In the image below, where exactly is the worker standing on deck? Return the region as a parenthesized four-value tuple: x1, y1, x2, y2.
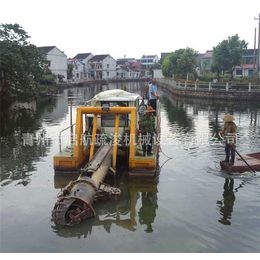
(148, 78, 159, 116)
(138, 106, 155, 156)
(219, 114, 237, 165)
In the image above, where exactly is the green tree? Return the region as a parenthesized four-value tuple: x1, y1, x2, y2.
(210, 61, 222, 79)
(213, 34, 248, 80)
(67, 64, 74, 80)
(162, 48, 198, 79)
(176, 48, 198, 79)
(0, 23, 47, 105)
(162, 55, 173, 77)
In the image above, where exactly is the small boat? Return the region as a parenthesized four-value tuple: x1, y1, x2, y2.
(220, 152, 260, 173)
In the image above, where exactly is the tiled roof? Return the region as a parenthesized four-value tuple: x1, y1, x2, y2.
(131, 62, 140, 67)
(38, 46, 67, 57)
(141, 55, 157, 58)
(196, 53, 205, 60)
(73, 53, 92, 59)
(235, 64, 256, 69)
(38, 46, 56, 54)
(203, 50, 213, 58)
(89, 55, 109, 62)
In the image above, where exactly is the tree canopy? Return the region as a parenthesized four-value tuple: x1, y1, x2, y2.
(0, 23, 47, 105)
(212, 34, 248, 79)
(162, 48, 198, 79)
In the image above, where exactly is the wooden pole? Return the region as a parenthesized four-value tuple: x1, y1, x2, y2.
(112, 114, 120, 170)
(70, 99, 73, 144)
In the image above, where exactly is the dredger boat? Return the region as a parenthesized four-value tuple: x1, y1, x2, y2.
(52, 88, 161, 226)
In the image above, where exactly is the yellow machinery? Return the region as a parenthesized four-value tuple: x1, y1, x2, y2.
(54, 106, 158, 176)
(52, 90, 160, 226)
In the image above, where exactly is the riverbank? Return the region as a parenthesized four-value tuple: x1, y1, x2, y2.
(157, 78, 260, 101)
(58, 78, 150, 89)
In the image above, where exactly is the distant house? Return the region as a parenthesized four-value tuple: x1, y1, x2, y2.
(200, 49, 259, 77)
(140, 55, 159, 77)
(67, 58, 85, 81)
(116, 58, 141, 79)
(130, 61, 141, 72)
(116, 58, 136, 67)
(116, 66, 140, 79)
(89, 54, 116, 79)
(201, 50, 213, 74)
(160, 52, 171, 63)
(73, 53, 94, 80)
(38, 46, 67, 81)
(234, 49, 259, 77)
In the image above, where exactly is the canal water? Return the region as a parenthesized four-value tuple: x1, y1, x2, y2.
(0, 82, 260, 253)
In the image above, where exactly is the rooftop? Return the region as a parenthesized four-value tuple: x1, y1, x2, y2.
(73, 53, 92, 59)
(89, 54, 109, 62)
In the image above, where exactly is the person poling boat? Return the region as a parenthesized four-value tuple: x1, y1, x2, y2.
(219, 114, 237, 166)
(219, 114, 256, 173)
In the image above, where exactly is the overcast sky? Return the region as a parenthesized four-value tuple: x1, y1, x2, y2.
(1, 0, 259, 60)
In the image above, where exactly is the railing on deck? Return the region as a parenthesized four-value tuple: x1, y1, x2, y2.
(59, 123, 76, 152)
(157, 78, 260, 92)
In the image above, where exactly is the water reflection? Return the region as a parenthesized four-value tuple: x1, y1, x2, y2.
(217, 178, 245, 225)
(138, 191, 158, 233)
(0, 98, 56, 185)
(52, 174, 159, 238)
(160, 95, 194, 132)
(0, 128, 52, 186)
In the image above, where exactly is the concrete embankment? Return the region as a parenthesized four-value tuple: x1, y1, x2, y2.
(58, 78, 149, 89)
(157, 80, 260, 101)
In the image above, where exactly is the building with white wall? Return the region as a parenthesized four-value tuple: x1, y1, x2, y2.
(116, 66, 140, 79)
(73, 53, 94, 80)
(153, 69, 163, 78)
(38, 46, 67, 81)
(67, 58, 84, 81)
(89, 54, 116, 79)
(140, 55, 159, 77)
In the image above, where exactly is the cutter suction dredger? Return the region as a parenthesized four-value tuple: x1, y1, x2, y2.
(52, 145, 121, 226)
(52, 90, 160, 226)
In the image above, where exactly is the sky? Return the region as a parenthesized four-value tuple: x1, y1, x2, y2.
(1, 0, 260, 60)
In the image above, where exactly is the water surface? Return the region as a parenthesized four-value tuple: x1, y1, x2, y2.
(0, 82, 260, 253)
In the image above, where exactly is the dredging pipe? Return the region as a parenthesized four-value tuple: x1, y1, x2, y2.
(52, 147, 121, 226)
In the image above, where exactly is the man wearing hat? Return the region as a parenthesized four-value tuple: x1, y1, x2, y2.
(138, 106, 155, 156)
(219, 114, 237, 165)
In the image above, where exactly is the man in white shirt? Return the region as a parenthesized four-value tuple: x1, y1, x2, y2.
(148, 78, 159, 115)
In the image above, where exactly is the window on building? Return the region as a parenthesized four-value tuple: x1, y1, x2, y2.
(244, 57, 254, 64)
(107, 64, 109, 68)
(248, 70, 253, 76)
(236, 69, 242, 75)
(107, 72, 109, 76)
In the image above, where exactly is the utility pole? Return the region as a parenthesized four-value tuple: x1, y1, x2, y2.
(254, 13, 260, 77)
(253, 28, 256, 74)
